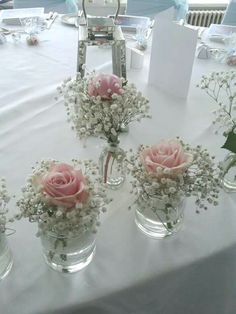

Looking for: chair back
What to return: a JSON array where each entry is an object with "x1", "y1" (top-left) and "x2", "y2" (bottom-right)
[
  {"x1": 0, "y1": 0, "x2": 12, "y2": 9},
  {"x1": 13, "y1": 0, "x2": 77, "y2": 13},
  {"x1": 222, "y1": 0, "x2": 236, "y2": 26},
  {"x1": 127, "y1": 0, "x2": 188, "y2": 21}
]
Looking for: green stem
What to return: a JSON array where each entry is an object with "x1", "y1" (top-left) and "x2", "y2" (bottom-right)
[
  {"x1": 154, "y1": 211, "x2": 174, "y2": 233},
  {"x1": 48, "y1": 237, "x2": 67, "y2": 262}
]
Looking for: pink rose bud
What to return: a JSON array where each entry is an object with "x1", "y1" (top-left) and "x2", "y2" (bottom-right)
[
  {"x1": 140, "y1": 140, "x2": 193, "y2": 177},
  {"x1": 88, "y1": 73, "x2": 123, "y2": 100}
]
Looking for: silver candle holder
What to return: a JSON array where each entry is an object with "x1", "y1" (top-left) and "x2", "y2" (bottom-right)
[{"x1": 77, "y1": 0, "x2": 126, "y2": 79}]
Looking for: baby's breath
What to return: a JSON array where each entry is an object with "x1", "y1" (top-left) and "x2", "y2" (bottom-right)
[
  {"x1": 198, "y1": 71, "x2": 236, "y2": 136},
  {"x1": 58, "y1": 73, "x2": 151, "y2": 143},
  {"x1": 0, "y1": 178, "x2": 11, "y2": 233}
]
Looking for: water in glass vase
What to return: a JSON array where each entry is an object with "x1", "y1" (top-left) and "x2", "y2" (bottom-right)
[
  {"x1": 40, "y1": 229, "x2": 96, "y2": 273},
  {"x1": 135, "y1": 194, "x2": 185, "y2": 239},
  {"x1": 220, "y1": 153, "x2": 236, "y2": 192},
  {"x1": 0, "y1": 233, "x2": 13, "y2": 280},
  {"x1": 99, "y1": 142, "x2": 126, "y2": 189}
]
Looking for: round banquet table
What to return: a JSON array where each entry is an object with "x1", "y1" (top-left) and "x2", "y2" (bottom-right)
[{"x1": 0, "y1": 19, "x2": 236, "y2": 314}]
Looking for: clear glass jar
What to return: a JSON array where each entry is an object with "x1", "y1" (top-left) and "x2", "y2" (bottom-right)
[
  {"x1": 0, "y1": 232, "x2": 13, "y2": 280},
  {"x1": 135, "y1": 24, "x2": 148, "y2": 51},
  {"x1": 40, "y1": 228, "x2": 96, "y2": 273},
  {"x1": 135, "y1": 193, "x2": 185, "y2": 239},
  {"x1": 220, "y1": 153, "x2": 236, "y2": 192},
  {"x1": 99, "y1": 141, "x2": 126, "y2": 189}
]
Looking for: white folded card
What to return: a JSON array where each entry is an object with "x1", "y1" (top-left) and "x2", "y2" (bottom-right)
[
  {"x1": 0, "y1": 8, "x2": 44, "y2": 25},
  {"x1": 148, "y1": 14, "x2": 198, "y2": 99}
]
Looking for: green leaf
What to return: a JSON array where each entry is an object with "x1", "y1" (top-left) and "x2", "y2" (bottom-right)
[{"x1": 221, "y1": 131, "x2": 236, "y2": 153}]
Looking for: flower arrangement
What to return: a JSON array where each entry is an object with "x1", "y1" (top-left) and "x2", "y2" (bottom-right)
[
  {"x1": 126, "y1": 139, "x2": 221, "y2": 215},
  {"x1": 58, "y1": 72, "x2": 150, "y2": 187},
  {"x1": 58, "y1": 72, "x2": 150, "y2": 144},
  {"x1": 16, "y1": 159, "x2": 111, "y2": 237},
  {"x1": 198, "y1": 71, "x2": 236, "y2": 153},
  {"x1": 0, "y1": 178, "x2": 10, "y2": 234},
  {"x1": 15, "y1": 159, "x2": 112, "y2": 272}
]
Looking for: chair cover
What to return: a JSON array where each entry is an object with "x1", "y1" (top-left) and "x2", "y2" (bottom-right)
[
  {"x1": 222, "y1": 0, "x2": 236, "y2": 26},
  {"x1": 14, "y1": 0, "x2": 77, "y2": 13},
  {"x1": 126, "y1": 0, "x2": 188, "y2": 21}
]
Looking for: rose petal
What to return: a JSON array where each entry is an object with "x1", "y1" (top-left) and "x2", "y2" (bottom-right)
[
  {"x1": 50, "y1": 163, "x2": 74, "y2": 172},
  {"x1": 36, "y1": 163, "x2": 89, "y2": 209},
  {"x1": 140, "y1": 140, "x2": 193, "y2": 177},
  {"x1": 88, "y1": 73, "x2": 123, "y2": 99}
]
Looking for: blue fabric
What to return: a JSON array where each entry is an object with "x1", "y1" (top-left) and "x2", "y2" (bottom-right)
[
  {"x1": 65, "y1": 0, "x2": 77, "y2": 13},
  {"x1": 14, "y1": 0, "x2": 77, "y2": 13},
  {"x1": 127, "y1": 0, "x2": 188, "y2": 21},
  {"x1": 174, "y1": 0, "x2": 188, "y2": 21},
  {"x1": 222, "y1": 0, "x2": 236, "y2": 26}
]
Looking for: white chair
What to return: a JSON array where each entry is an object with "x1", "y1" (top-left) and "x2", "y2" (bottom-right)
[
  {"x1": 222, "y1": 0, "x2": 236, "y2": 26},
  {"x1": 0, "y1": 0, "x2": 12, "y2": 4},
  {"x1": 13, "y1": 0, "x2": 124, "y2": 15},
  {"x1": 0, "y1": 0, "x2": 12, "y2": 9},
  {"x1": 126, "y1": 0, "x2": 188, "y2": 21},
  {"x1": 14, "y1": 0, "x2": 77, "y2": 13}
]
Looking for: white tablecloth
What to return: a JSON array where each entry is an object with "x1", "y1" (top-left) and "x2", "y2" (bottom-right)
[{"x1": 0, "y1": 20, "x2": 236, "y2": 314}]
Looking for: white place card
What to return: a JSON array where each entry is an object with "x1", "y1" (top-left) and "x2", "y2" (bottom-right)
[
  {"x1": 0, "y1": 8, "x2": 44, "y2": 25},
  {"x1": 148, "y1": 15, "x2": 198, "y2": 99}
]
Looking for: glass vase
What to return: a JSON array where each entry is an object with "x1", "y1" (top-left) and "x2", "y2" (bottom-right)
[
  {"x1": 220, "y1": 153, "x2": 236, "y2": 192},
  {"x1": 40, "y1": 228, "x2": 96, "y2": 273},
  {"x1": 99, "y1": 141, "x2": 126, "y2": 189},
  {"x1": 135, "y1": 193, "x2": 185, "y2": 239},
  {"x1": 0, "y1": 232, "x2": 13, "y2": 280}
]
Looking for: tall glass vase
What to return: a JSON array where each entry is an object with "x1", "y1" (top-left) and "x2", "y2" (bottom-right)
[
  {"x1": 220, "y1": 153, "x2": 236, "y2": 192},
  {"x1": 99, "y1": 141, "x2": 126, "y2": 189},
  {"x1": 40, "y1": 228, "x2": 96, "y2": 273},
  {"x1": 0, "y1": 232, "x2": 13, "y2": 280},
  {"x1": 135, "y1": 193, "x2": 185, "y2": 239}
]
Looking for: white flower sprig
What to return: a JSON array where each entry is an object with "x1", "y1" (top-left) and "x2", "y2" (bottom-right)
[
  {"x1": 198, "y1": 71, "x2": 236, "y2": 137},
  {"x1": 15, "y1": 159, "x2": 112, "y2": 237},
  {"x1": 126, "y1": 140, "x2": 221, "y2": 214},
  {"x1": 0, "y1": 178, "x2": 11, "y2": 233},
  {"x1": 58, "y1": 73, "x2": 151, "y2": 144}
]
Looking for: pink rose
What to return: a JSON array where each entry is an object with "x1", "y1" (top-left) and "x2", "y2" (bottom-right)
[
  {"x1": 37, "y1": 163, "x2": 89, "y2": 210},
  {"x1": 88, "y1": 73, "x2": 123, "y2": 100},
  {"x1": 140, "y1": 140, "x2": 193, "y2": 177}
]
